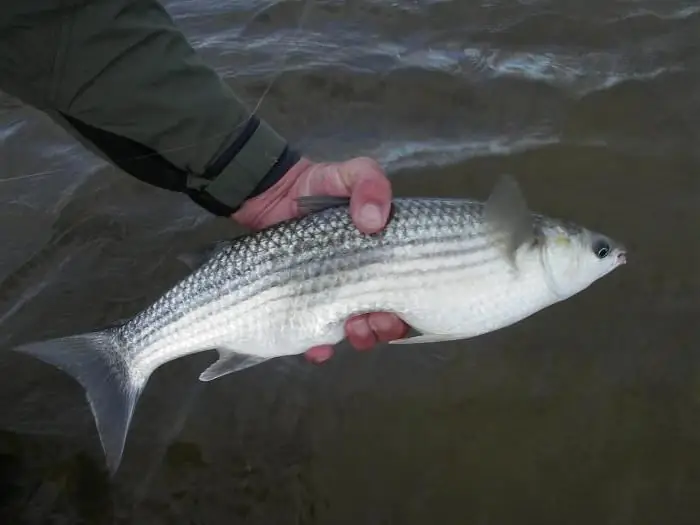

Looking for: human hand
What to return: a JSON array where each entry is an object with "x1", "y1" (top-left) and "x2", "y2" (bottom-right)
[{"x1": 232, "y1": 156, "x2": 410, "y2": 364}]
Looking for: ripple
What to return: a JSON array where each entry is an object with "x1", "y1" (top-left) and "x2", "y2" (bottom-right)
[
  {"x1": 0, "y1": 118, "x2": 26, "y2": 142},
  {"x1": 372, "y1": 133, "x2": 562, "y2": 171},
  {"x1": 472, "y1": 47, "x2": 685, "y2": 96},
  {"x1": 613, "y1": 4, "x2": 700, "y2": 22},
  {"x1": 0, "y1": 0, "x2": 698, "y2": 520},
  {"x1": 177, "y1": 2, "x2": 690, "y2": 105}
]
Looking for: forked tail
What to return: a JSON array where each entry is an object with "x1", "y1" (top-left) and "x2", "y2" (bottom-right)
[{"x1": 13, "y1": 329, "x2": 146, "y2": 475}]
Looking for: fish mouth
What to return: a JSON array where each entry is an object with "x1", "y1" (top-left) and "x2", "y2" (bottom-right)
[{"x1": 616, "y1": 251, "x2": 627, "y2": 265}]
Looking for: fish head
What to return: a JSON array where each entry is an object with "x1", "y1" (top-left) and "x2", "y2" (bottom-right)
[{"x1": 538, "y1": 221, "x2": 627, "y2": 299}]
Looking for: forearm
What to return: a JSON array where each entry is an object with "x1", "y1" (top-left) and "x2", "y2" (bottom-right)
[{"x1": 0, "y1": 0, "x2": 299, "y2": 215}]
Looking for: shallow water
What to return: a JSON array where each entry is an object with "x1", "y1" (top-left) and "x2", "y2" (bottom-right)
[{"x1": 1, "y1": 0, "x2": 699, "y2": 523}]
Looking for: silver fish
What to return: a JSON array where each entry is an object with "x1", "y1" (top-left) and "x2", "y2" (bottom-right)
[{"x1": 13, "y1": 175, "x2": 627, "y2": 474}]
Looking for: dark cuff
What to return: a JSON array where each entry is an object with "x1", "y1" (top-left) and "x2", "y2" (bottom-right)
[
  {"x1": 57, "y1": 111, "x2": 299, "y2": 217},
  {"x1": 185, "y1": 115, "x2": 301, "y2": 216}
]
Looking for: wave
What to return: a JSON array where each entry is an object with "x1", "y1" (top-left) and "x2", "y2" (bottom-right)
[{"x1": 370, "y1": 134, "x2": 562, "y2": 172}]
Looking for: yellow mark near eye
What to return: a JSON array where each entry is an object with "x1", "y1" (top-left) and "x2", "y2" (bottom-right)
[{"x1": 554, "y1": 235, "x2": 571, "y2": 246}]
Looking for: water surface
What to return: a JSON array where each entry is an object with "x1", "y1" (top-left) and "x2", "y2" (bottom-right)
[{"x1": 1, "y1": 0, "x2": 699, "y2": 523}]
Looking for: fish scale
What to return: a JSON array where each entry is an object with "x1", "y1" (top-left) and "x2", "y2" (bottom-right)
[
  {"x1": 125, "y1": 198, "x2": 484, "y2": 350},
  {"x1": 13, "y1": 175, "x2": 627, "y2": 475}
]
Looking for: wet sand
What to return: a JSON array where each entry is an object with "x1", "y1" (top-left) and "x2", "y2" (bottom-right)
[{"x1": 1, "y1": 0, "x2": 699, "y2": 523}]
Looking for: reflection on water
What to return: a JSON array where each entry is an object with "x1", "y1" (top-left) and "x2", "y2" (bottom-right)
[{"x1": 1, "y1": 0, "x2": 699, "y2": 523}]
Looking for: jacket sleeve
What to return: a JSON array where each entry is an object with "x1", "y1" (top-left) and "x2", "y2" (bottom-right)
[{"x1": 0, "y1": 0, "x2": 300, "y2": 216}]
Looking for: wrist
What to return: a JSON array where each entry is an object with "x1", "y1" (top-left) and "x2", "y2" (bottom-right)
[{"x1": 232, "y1": 156, "x2": 314, "y2": 228}]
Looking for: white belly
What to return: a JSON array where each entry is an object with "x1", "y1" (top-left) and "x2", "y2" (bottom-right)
[{"x1": 224, "y1": 246, "x2": 559, "y2": 357}]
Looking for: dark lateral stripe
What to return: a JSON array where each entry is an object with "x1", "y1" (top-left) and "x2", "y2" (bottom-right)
[
  {"x1": 129, "y1": 236, "x2": 499, "y2": 347},
  {"x1": 136, "y1": 249, "x2": 503, "y2": 355},
  {"x1": 214, "y1": 248, "x2": 501, "y2": 319},
  {"x1": 204, "y1": 229, "x2": 495, "y2": 298},
  {"x1": 129, "y1": 231, "x2": 494, "y2": 344}
]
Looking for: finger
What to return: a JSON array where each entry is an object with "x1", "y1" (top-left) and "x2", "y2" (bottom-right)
[
  {"x1": 367, "y1": 312, "x2": 410, "y2": 342},
  {"x1": 349, "y1": 175, "x2": 392, "y2": 234},
  {"x1": 304, "y1": 345, "x2": 334, "y2": 364},
  {"x1": 304, "y1": 158, "x2": 392, "y2": 234},
  {"x1": 338, "y1": 158, "x2": 392, "y2": 234},
  {"x1": 345, "y1": 315, "x2": 378, "y2": 351}
]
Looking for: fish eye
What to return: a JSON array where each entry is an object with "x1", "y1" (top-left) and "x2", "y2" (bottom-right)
[{"x1": 593, "y1": 239, "x2": 610, "y2": 259}]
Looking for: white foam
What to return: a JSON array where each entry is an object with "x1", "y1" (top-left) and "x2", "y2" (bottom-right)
[{"x1": 371, "y1": 133, "x2": 562, "y2": 171}]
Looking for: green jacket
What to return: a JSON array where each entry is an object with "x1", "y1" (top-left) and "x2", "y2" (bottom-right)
[{"x1": 0, "y1": 0, "x2": 299, "y2": 215}]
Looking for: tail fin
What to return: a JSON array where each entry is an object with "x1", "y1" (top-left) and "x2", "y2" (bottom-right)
[{"x1": 13, "y1": 330, "x2": 146, "y2": 475}]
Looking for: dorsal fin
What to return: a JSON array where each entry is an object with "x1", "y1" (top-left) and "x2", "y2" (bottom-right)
[
  {"x1": 296, "y1": 196, "x2": 351, "y2": 214},
  {"x1": 176, "y1": 241, "x2": 228, "y2": 271}
]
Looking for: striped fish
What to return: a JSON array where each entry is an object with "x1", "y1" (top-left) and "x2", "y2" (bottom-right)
[{"x1": 13, "y1": 174, "x2": 627, "y2": 474}]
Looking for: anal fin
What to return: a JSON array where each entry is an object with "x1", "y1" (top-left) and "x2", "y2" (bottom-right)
[
  {"x1": 389, "y1": 333, "x2": 472, "y2": 345},
  {"x1": 199, "y1": 349, "x2": 269, "y2": 381}
]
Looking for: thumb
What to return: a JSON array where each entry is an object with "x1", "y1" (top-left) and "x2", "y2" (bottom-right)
[{"x1": 302, "y1": 157, "x2": 392, "y2": 234}]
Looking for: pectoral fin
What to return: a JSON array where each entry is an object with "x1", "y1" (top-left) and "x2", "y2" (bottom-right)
[
  {"x1": 483, "y1": 174, "x2": 538, "y2": 265},
  {"x1": 389, "y1": 333, "x2": 472, "y2": 345},
  {"x1": 199, "y1": 349, "x2": 269, "y2": 381}
]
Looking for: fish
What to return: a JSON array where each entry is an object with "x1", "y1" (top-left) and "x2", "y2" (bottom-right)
[{"x1": 12, "y1": 174, "x2": 627, "y2": 474}]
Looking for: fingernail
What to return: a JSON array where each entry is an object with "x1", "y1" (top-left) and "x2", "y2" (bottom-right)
[
  {"x1": 305, "y1": 346, "x2": 333, "y2": 363},
  {"x1": 359, "y1": 203, "x2": 383, "y2": 231}
]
